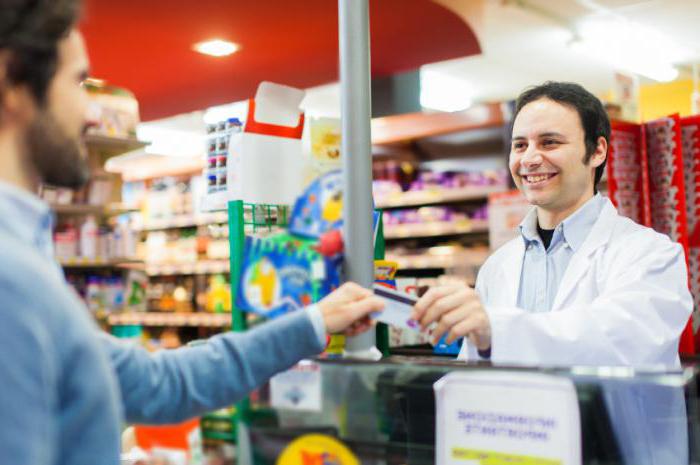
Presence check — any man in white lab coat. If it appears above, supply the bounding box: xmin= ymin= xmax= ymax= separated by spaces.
xmin=412 ymin=81 xmax=692 ymax=367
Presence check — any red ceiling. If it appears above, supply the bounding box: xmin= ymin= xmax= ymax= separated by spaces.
xmin=81 ymin=0 xmax=480 ymax=121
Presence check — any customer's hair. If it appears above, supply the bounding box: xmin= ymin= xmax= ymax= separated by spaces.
xmin=513 ymin=81 xmax=611 ymax=190
xmin=0 ymin=0 xmax=81 ymax=105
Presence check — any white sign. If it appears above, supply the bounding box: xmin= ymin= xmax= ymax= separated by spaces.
xmin=487 ymin=190 xmax=531 ymax=250
xmin=270 ymin=360 xmax=322 ymax=412
xmin=434 ymin=371 xmax=581 ymax=465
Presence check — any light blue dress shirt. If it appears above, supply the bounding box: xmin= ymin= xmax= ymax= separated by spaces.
xmin=517 ymin=194 xmax=606 ymax=313
xmin=0 ymin=181 xmax=326 ymax=465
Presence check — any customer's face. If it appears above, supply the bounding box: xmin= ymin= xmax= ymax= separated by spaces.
xmin=26 ymin=29 xmax=94 ymax=188
xmin=509 ymin=98 xmax=601 ymax=212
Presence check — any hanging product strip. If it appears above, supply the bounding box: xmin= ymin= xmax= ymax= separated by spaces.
xmin=607 ymin=115 xmax=696 ymax=354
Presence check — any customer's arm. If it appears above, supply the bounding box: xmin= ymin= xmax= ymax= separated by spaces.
xmin=102 ymin=283 xmax=383 ymax=424
xmin=0 ymin=300 xmax=57 ymax=465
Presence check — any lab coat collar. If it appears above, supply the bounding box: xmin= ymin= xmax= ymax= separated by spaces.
xmin=502 ymin=197 xmax=618 ymax=308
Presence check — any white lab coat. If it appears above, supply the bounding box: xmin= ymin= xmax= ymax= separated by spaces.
xmin=459 ymin=198 xmax=693 ymax=367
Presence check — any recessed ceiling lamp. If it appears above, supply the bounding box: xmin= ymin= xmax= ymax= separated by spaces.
xmin=193 ymin=39 xmax=239 ymax=57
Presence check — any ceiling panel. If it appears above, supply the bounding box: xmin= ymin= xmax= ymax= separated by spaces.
xmin=80 ymin=0 xmax=481 ymax=121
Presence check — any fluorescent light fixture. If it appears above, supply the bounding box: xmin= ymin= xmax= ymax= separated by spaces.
xmin=136 ymin=125 xmax=205 ymax=158
xmin=572 ymin=17 xmax=688 ymax=82
xmin=420 ymin=69 xmax=473 ymax=112
xmin=193 ymin=39 xmax=239 ymax=57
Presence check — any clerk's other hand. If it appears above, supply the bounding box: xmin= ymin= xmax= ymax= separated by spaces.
xmin=318 ymin=282 xmax=385 ymax=335
xmin=411 ymin=282 xmax=491 ymax=350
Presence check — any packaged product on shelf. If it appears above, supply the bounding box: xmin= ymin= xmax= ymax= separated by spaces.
xmin=236 ymin=233 xmax=339 ymax=318
xmin=205 ymin=274 xmax=231 ymax=313
xmin=79 ymin=216 xmax=98 ymax=258
xmin=308 ymin=116 xmax=341 ymax=176
xmin=84 ymin=79 xmax=140 ymax=139
xmin=374 ymin=260 xmax=399 ymax=289
xmin=288 ymin=170 xmax=343 ymax=239
xmin=125 ymin=270 xmax=148 ymax=312
xmin=54 ymin=223 xmax=79 ymax=259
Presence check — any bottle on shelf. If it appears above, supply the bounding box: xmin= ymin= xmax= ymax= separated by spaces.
xmin=80 ymin=216 xmax=99 ymax=258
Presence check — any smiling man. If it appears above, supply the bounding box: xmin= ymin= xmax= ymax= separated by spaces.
xmin=412 ymin=81 xmax=692 ymax=366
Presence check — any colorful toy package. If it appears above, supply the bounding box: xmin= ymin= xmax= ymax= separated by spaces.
xmin=236 ymin=232 xmax=341 ymax=318
xmin=289 ymin=170 xmax=343 ymax=239
xmin=374 ymin=260 xmax=398 ymax=289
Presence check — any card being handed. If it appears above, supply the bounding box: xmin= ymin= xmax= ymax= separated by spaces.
xmin=372 ymin=284 xmax=424 ymax=333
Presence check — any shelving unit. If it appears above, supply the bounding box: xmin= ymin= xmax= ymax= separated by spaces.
xmin=85 ymin=133 xmax=146 ymax=155
xmin=375 ymin=185 xmax=505 ymax=209
xmin=371 ymin=103 xmax=510 ymax=279
xmin=59 ymin=257 xmax=142 ymax=268
xmin=51 ymin=203 xmax=138 ymax=216
xmin=133 ymin=212 xmax=229 ymax=231
xmin=383 ymin=219 xmax=489 ymax=240
xmin=146 ymin=260 xmax=229 ymax=276
xmin=386 ymin=246 xmax=489 ymax=270
xmin=107 ymin=312 xmax=231 ymax=328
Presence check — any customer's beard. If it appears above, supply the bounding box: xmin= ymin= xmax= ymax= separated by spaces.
xmin=26 ymin=112 xmax=90 ymax=189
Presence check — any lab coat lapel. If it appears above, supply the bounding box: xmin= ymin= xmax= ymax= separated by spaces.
xmin=551 ymin=200 xmax=617 ymax=310
xmin=502 ymin=239 xmax=526 ymax=306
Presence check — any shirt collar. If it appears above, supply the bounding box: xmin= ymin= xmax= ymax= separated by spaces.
xmin=560 ymin=193 xmax=605 ymax=251
xmin=0 ymin=181 xmax=54 ymax=253
xmin=519 ymin=193 xmax=605 ymax=251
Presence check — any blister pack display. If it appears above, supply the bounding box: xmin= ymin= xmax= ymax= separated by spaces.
xmin=608 ymin=116 xmax=695 ymax=353
xmin=607 ymin=121 xmax=650 ymax=226
xmin=645 ymin=115 xmax=690 ymax=253
xmin=645 ymin=115 xmax=695 ymax=353
xmin=681 ymin=116 xmax=700 ymax=332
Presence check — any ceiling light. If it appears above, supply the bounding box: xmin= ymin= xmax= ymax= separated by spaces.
xmin=193 ymin=39 xmax=239 ymax=57
xmin=572 ymin=17 xmax=688 ymax=82
xmin=420 ymin=69 xmax=473 ymax=112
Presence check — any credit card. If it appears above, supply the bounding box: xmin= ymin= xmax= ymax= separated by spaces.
xmin=372 ymin=284 xmax=423 ymax=332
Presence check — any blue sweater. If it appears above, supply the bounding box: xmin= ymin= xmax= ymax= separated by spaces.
xmin=0 ymin=182 xmax=324 ymax=465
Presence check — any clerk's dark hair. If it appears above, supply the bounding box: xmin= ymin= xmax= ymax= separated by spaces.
xmin=0 ymin=0 xmax=81 ymax=106
xmin=513 ymin=81 xmax=610 ymax=191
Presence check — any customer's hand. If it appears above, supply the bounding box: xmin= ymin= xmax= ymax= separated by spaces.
xmin=318 ymin=282 xmax=384 ymax=335
xmin=412 ymin=282 xmax=491 ymax=350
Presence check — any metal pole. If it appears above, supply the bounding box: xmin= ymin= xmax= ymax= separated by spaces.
xmin=339 ymin=0 xmax=379 ymax=358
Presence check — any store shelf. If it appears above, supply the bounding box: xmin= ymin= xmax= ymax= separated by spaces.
xmin=134 ymin=212 xmax=229 ymax=231
xmin=58 ymin=257 xmax=143 ymax=268
xmin=51 ymin=203 xmax=138 ymax=216
xmin=371 ymin=103 xmax=505 ymax=145
xmin=387 ymin=247 xmax=489 ymax=270
xmin=383 ymin=219 xmax=489 ymax=240
xmin=146 ymin=260 xmax=230 ymax=276
xmin=107 ymin=312 xmax=232 ymax=327
xmin=85 ymin=133 xmax=146 ymax=152
xmin=375 ymin=185 xmax=506 ymax=209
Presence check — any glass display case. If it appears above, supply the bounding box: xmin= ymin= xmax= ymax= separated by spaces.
xmin=236 ymin=357 xmax=700 ymax=465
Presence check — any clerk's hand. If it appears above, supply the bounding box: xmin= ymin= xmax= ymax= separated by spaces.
xmin=318 ymin=282 xmax=384 ymax=336
xmin=412 ymin=282 xmax=491 ymax=350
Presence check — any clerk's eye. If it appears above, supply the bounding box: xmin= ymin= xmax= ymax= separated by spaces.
xmin=512 ymin=141 xmax=527 ymax=150
xmin=542 ymin=139 xmax=560 ymax=147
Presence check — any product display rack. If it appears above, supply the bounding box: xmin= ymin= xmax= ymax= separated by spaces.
xmin=221 ymin=198 xmax=390 ymax=449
